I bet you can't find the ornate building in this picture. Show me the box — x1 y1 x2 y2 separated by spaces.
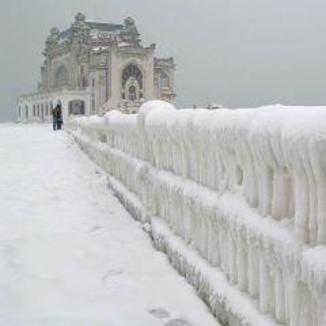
17 13 176 121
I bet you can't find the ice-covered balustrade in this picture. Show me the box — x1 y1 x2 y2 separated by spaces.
67 101 326 326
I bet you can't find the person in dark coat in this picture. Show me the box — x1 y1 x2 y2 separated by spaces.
56 104 63 130
51 106 58 131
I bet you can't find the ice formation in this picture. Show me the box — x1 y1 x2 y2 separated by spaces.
67 101 326 326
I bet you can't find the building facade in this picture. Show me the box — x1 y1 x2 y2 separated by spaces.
17 13 176 122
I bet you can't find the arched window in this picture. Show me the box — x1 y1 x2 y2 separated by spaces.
55 65 69 88
122 65 143 89
160 72 169 88
25 105 29 119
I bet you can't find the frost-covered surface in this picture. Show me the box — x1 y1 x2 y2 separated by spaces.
68 101 326 326
0 124 219 326
151 217 276 326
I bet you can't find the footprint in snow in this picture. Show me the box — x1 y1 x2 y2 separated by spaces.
165 319 191 326
148 308 170 319
89 225 102 232
102 269 124 284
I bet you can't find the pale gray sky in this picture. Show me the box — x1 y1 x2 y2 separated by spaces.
1 0 326 120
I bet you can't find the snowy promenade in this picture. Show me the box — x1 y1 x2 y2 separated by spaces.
0 124 218 326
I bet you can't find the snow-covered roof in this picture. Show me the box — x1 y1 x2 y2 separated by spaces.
59 21 123 41
86 21 123 32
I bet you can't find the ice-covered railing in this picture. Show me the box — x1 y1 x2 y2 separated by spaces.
97 102 326 245
67 101 326 326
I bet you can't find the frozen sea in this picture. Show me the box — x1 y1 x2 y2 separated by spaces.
0 124 219 326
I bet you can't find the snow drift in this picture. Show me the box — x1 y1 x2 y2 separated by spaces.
67 101 326 326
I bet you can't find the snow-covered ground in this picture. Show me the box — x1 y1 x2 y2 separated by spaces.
0 124 219 326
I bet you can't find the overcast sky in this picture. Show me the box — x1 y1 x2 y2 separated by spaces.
1 0 326 120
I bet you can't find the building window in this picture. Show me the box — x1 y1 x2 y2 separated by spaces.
80 66 88 88
45 103 49 116
18 106 21 117
122 65 143 89
55 65 69 88
33 105 36 116
25 105 29 119
160 72 169 88
68 100 85 115
37 105 40 116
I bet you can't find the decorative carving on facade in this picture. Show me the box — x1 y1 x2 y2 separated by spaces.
43 27 60 59
58 40 71 56
71 13 91 64
121 17 141 46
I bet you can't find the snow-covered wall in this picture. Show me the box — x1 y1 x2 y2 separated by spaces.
67 101 326 326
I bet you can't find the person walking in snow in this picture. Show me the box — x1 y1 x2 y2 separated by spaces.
56 104 63 130
51 105 58 131
51 103 63 131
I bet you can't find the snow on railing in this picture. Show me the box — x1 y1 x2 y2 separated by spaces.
67 101 326 326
